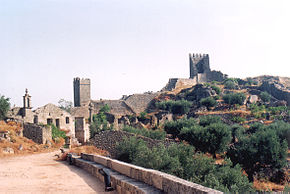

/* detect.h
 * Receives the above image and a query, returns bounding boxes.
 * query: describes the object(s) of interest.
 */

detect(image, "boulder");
[2,147,14,154]
[248,95,259,104]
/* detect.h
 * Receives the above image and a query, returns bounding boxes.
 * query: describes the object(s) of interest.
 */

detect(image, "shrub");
[224,80,237,89]
[164,118,197,138]
[122,126,166,140]
[51,124,66,140]
[231,116,246,123]
[260,92,271,102]
[199,115,222,127]
[223,93,246,105]
[0,95,10,120]
[180,122,231,158]
[156,100,192,115]
[200,97,217,109]
[227,122,288,182]
[211,85,221,95]
[116,137,252,192]
[89,105,112,138]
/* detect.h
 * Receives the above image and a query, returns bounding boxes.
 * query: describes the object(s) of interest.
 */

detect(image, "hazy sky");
[1,0,290,108]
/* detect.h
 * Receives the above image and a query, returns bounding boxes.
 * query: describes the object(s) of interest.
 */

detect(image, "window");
[66,117,69,124]
[47,118,52,125]
[55,119,60,128]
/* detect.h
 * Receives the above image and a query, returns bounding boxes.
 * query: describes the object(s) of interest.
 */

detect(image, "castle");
[8,53,227,144]
[163,53,227,91]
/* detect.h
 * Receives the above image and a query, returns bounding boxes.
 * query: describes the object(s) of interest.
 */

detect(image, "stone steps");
[73,157,163,194]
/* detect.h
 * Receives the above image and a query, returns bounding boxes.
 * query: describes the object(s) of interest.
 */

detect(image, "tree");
[227,124,288,182]
[58,99,73,113]
[164,118,197,138]
[223,93,246,106]
[0,95,10,120]
[156,100,192,115]
[200,97,218,109]
[260,91,271,102]
[89,104,112,138]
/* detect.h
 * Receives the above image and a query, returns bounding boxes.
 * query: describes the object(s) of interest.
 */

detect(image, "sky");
[1,0,290,108]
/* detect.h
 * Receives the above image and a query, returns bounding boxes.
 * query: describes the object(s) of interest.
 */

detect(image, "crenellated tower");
[189,53,210,79]
[73,78,91,107]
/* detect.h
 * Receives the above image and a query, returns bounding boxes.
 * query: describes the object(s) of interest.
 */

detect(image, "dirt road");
[0,151,116,194]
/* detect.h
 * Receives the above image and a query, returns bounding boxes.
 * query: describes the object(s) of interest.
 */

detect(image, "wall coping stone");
[80,153,222,194]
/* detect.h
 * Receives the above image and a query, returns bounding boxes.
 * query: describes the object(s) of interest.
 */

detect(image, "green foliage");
[260,92,271,102]
[200,97,217,109]
[51,124,66,140]
[89,105,112,138]
[116,137,252,193]
[231,116,246,123]
[137,112,147,121]
[246,78,258,85]
[58,99,73,113]
[267,106,287,115]
[180,122,231,158]
[227,121,288,182]
[249,103,266,119]
[224,80,237,89]
[164,118,197,138]
[223,93,246,105]
[231,124,246,143]
[0,95,10,120]
[199,115,222,127]
[122,126,166,140]
[156,100,192,115]
[210,85,221,95]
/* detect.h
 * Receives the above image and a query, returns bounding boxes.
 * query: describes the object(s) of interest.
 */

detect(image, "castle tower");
[73,78,91,107]
[189,53,210,79]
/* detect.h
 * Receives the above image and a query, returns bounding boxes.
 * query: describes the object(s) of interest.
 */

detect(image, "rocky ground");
[0,151,116,194]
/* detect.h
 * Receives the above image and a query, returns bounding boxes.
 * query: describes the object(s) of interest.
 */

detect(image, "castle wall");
[23,123,52,144]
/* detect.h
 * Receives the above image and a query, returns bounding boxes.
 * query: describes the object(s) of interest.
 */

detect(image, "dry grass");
[196,109,251,116]
[0,121,61,158]
[58,145,109,161]
[253,179,285,192]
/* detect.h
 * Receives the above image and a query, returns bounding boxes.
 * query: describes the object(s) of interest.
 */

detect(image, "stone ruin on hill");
[162,53,227,91]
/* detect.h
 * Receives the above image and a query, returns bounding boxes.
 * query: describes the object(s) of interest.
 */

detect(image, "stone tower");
[73,78,91,107]
[189,53,210,79]
[22,89,33,121]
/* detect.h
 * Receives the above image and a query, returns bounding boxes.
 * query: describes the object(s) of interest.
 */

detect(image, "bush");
[181,122,231,158]
[231,116,246,123]
[0,95,10,120]
[260,92,271,102]
[89,105,112,138]
[122,126,166,140]
[199,115,222,127]
[227,122,288,182]
[224,80,237,89]
[164,118,197,138]
[200,97,217,109]
[116,137,252,192]
[211,85,221,95]
[156,100,192,115]
[51,124,66,140]
[223,93,246,105]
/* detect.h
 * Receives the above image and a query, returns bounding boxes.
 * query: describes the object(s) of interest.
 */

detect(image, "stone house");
[8,89,75,138]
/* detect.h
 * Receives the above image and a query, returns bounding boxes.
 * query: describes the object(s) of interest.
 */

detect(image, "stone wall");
[23,123,52,144]
[162,78,197,91]
[71,153,222,193]
[91,130,174,158]
[260,81,290,105]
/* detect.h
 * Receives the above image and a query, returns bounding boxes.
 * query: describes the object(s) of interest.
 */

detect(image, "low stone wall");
[23,123,52,144]
[91,130,174,158]
[74,153,221,194]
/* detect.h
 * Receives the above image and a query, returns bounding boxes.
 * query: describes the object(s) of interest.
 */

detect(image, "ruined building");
[73,78,91,107]
[8,89,75,138]
[163,53,227,91]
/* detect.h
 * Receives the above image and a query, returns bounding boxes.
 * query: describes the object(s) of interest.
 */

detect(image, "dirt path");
[0,151,116,194]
